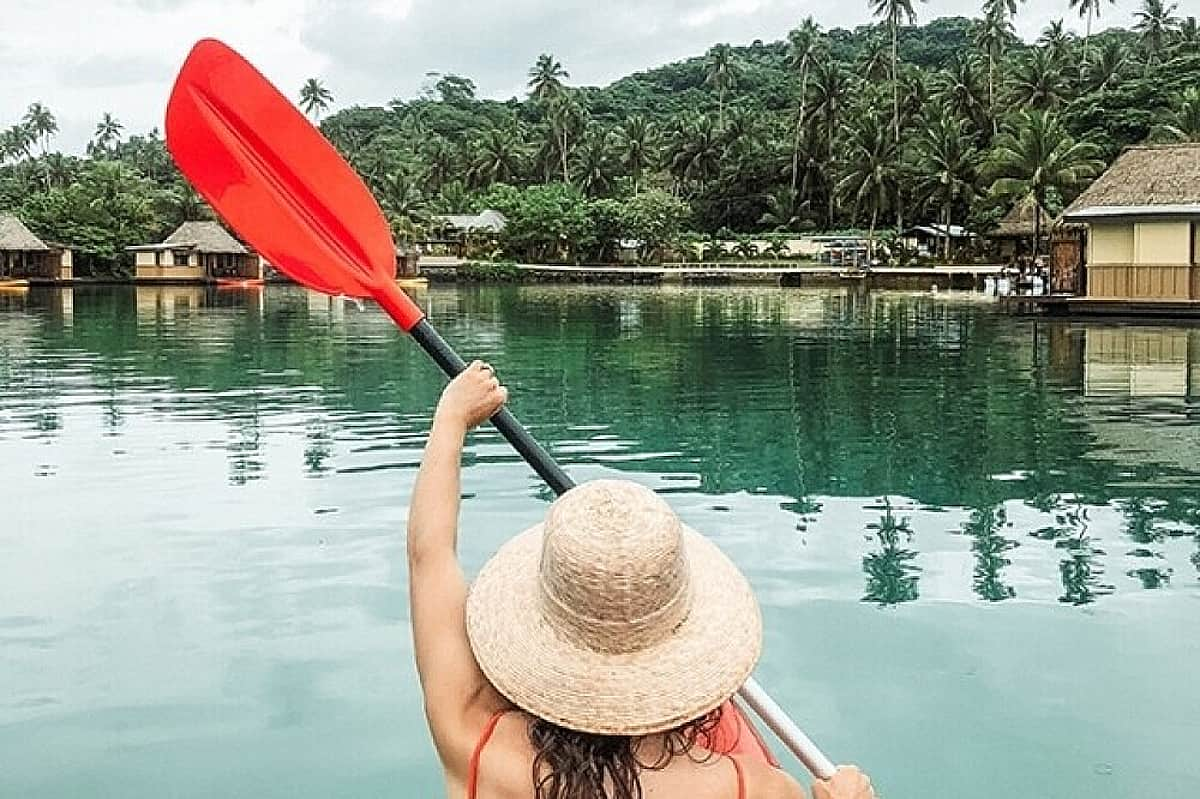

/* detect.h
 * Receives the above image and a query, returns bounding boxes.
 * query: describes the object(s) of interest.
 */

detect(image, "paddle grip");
[409,319,576,496]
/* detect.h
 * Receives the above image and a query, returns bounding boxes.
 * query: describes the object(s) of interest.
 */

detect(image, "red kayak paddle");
[165,38,570,494]
[163,38,835,779]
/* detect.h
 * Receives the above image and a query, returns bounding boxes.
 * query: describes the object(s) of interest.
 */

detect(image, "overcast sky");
[3,0,1141,154]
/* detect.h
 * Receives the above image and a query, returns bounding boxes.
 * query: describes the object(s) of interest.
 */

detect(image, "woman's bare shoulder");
[743,760,806,799]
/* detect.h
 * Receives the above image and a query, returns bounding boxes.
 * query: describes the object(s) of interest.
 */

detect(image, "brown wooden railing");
[1086,263,1198,301]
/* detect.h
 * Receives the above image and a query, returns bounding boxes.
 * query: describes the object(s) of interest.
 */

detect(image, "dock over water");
[421,260,1004,290]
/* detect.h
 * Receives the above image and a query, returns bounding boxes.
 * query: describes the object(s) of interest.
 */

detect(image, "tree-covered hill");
[3,7,1199,274]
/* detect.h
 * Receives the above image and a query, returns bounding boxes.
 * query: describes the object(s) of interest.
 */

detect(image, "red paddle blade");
[165,39,419,326]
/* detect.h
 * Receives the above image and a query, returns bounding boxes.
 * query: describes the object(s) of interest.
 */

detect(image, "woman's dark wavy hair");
[528,705,724,799]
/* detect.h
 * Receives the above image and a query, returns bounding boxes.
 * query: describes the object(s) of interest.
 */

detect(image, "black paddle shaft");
[410,319,576,496]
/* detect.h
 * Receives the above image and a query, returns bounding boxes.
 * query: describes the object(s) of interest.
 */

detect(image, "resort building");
[128,221,261,282]
[422,209,507,259]
[901,224,975,258]
[1063,143,1200,301]
[0,213,73,281]
[987,195,1054,259]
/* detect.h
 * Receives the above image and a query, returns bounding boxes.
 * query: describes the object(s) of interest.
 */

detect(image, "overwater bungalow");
[128,221,262,283]
[1062,143,1200,303]
[0,213,73,282]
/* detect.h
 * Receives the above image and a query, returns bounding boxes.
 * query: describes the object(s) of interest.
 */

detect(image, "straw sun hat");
[466,480,762,736]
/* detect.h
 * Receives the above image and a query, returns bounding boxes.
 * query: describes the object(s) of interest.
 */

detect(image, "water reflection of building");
[1047,324,1200,476]
[1047,324,1200,399]
[1082,327,1198,398]
[135,285,265,323]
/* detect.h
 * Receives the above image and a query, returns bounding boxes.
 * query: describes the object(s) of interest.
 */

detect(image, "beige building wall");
[1134,221,1191,265]
[1089,223,1133,264]
[1086,219,1199,300]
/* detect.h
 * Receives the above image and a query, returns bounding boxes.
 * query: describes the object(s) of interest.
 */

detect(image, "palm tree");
[573,131,616,197]
[787,18,822,194]
[857,33,893,83]
[1150,87,1200,142]
[911,112,978,259]
[934,55,990,140]
[1069,0,1117,71]
[469,128,525,188]
[704,44,739,128]
[1009,49,1069,110]
[298,78,333,121]
[618,116,658,194]
[973,7,1013,134]
[1086,38,1128,91]
[1039,19,1075,64]
[836,110,900,258]
[90,113,123,155]
[808,61,851,226]
[548,93,587,184]
[421,136,458,192]
[987,110,1104,257]
[0,125,33,164]
[668,115,722,193]
[1175,16,1200,52]
[1134,0,1180,67]
[41,152,75,189]
[22,103,57,155]
[759,188,806,230]
[377,170,425,240]
[869,0,924,230]
[527,54,569,102]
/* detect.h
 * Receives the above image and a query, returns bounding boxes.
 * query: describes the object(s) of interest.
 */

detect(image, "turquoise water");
[1,285,1197,798]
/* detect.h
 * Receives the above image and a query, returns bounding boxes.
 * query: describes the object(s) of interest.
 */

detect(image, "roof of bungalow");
[432,209,507,232]
[989,194,1055,238]
[127,221,249,253]
[0,213,51,252]
[1064,143,1200,220]
[904,224,974,239]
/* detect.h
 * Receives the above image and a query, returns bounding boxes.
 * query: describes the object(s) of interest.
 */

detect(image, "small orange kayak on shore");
[0,278,30,291]
[216,278,265,289]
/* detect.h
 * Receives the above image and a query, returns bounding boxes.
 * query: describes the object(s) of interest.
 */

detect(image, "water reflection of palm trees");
[1028,493,1114,606]
[1120,497,1172,589]
[862,497,920,606]
[304,419,333,477]
[960,505,1018,601]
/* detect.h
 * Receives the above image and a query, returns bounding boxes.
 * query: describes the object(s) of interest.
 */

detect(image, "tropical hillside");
[2,5,1199,274]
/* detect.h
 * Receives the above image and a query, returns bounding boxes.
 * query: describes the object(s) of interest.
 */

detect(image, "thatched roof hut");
[990,194,1054,239]
[160,221,248,253]
[0,213,51,252]
[1064,143,1200,220]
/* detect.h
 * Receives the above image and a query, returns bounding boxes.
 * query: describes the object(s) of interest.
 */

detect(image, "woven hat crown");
[537,480,692,655]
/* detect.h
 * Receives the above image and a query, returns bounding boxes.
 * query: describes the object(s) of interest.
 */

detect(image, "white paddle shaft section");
[738,677,837,780]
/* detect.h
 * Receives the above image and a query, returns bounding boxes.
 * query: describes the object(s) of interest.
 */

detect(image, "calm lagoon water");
[2,284,1198,798]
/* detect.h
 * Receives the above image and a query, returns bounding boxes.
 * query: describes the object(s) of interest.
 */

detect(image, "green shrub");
[457,261,523,282]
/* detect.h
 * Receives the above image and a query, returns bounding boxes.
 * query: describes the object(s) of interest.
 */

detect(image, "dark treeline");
[3,6,1200,274]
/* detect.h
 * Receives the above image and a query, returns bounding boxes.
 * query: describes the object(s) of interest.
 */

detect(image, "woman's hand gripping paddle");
[164,38,835,780]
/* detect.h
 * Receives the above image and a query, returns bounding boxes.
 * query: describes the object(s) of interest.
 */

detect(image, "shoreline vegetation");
[2,8,1199,279]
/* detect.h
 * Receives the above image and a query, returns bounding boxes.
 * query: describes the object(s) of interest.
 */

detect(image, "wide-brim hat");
[466,480,762,736]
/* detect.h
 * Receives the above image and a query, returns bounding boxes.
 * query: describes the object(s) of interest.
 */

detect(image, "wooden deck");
[1003,295,1200,318]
